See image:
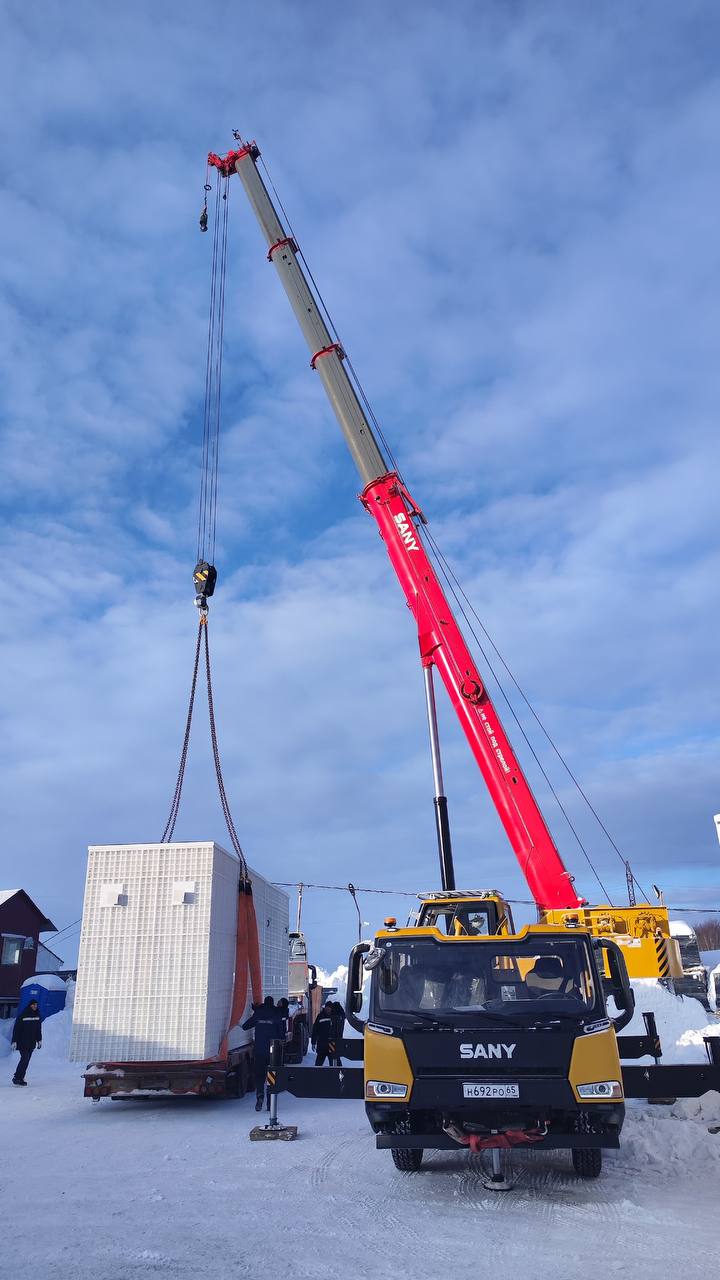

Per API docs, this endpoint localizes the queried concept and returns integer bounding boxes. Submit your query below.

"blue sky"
[1,1,719,969]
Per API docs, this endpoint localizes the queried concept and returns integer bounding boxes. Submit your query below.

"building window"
[1,936,23,966]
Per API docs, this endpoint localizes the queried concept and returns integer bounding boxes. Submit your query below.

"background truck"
[285,884,338,1063]
[670,919,711,1010]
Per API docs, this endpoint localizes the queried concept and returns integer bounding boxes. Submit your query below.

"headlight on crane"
[576,1080,623,1099]
[365,1080,409,1100]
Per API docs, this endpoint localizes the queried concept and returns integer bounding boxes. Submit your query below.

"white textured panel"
[71,843,289,1063]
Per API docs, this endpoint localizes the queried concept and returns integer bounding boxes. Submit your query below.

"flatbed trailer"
[82,1009,315,1100]
[83,1043,256,1100]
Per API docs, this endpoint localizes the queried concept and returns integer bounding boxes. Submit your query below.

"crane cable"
[160,168,248,883]
[197,166,231,570]
[418,523,652,905]
[258,147,644,909]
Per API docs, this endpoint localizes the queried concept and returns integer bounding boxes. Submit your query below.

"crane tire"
[391,1145,423,1172]
[572,1147,602,1178]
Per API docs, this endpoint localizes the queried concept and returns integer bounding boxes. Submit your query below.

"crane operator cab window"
[289,936,307,960]
[375,938,596,1021]
[419,904,493,937]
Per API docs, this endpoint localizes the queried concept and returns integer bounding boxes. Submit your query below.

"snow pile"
[316,963,349,1004]
[625,979,719,1063]
[22,972,68,992]
[40,1004,73,1060]
[0,1017,12,1058]
[623,1092,720,1170]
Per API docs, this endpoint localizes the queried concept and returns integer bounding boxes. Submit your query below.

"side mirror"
[308,963,317,990]
[345,941,370,1034]
[594,937,634,1032]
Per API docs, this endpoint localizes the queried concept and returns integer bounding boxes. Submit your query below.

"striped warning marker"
[654,934,670,978]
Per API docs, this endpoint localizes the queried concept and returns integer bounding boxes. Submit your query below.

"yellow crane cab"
[412,890,515,938]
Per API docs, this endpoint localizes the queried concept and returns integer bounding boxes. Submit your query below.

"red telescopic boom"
[211,141,584,913]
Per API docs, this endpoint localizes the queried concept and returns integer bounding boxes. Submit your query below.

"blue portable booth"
[18,973,67,1019]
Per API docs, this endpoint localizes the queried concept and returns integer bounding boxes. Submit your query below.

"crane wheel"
[391,1146,423,1172]
[571,1147,602,1178]
[389,1116,423,1171]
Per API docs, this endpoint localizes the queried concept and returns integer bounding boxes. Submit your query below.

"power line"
[42,918,82,945]
[271,885,717,916]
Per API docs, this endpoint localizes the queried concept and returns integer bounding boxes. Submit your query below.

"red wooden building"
[0,890,56,1019]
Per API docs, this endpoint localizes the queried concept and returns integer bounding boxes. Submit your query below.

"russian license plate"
[463,1082,519,1099]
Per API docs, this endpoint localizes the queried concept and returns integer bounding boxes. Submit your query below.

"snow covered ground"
[2,985,720,1280]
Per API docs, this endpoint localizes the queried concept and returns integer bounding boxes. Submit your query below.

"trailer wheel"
[238,1059,249,1098]
[227,1058,248,1099]
[572,1147,602,1178]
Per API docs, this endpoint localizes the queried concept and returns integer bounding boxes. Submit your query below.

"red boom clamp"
[207,144,259,177]
[267,236,297,262]
[310,342,344,370]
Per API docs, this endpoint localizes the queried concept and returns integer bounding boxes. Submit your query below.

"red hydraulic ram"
[209,141,583,913]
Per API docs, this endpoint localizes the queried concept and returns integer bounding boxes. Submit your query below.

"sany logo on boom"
[393,512,419,552]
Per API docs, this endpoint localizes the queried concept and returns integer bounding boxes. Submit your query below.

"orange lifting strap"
[220,882,263,1056]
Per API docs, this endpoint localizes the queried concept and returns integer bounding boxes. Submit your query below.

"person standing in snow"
[276,997,290,1037]
[11,999,43,1086]
[242,995,284,1112]
[329,1001,345,1065]
[311,1002,334,1066]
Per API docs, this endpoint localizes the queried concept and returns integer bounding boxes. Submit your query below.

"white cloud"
[1,2,719,970]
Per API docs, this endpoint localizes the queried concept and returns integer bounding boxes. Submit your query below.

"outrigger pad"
[249,1124,298,1142]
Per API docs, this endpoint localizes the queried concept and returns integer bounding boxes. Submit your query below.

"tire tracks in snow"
[451,1149,630,1223]
[307,1131,419,1246]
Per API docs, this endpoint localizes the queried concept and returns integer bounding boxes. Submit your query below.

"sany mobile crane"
[208,137,680,985]
[204,135,720,1185]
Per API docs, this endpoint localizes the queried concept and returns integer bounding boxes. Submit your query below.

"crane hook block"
[193,560,217,610]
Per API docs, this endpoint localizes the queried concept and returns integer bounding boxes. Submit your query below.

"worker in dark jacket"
[311,1002,334,1066]
[329,1001,346,1066]
[11,999,43,1086]
[242,995,284,1111]
[276,997,290,1038]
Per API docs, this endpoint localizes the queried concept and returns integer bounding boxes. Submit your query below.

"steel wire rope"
[197,171,223,563]
[258,156,403,477]
[202,619,249,881]
[161,620,204,843]
[197,172,230,565]
[419,522,651,904]
[208,177,231,563]
[417,521,612,902]
[162,174,245,863]
[257,149,656,908]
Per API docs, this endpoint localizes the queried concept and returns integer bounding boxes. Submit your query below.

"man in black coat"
[329,1001,346,1066]
[311,1002,334,1067]
[242,995,285,1111]
[11,999,43,1086]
